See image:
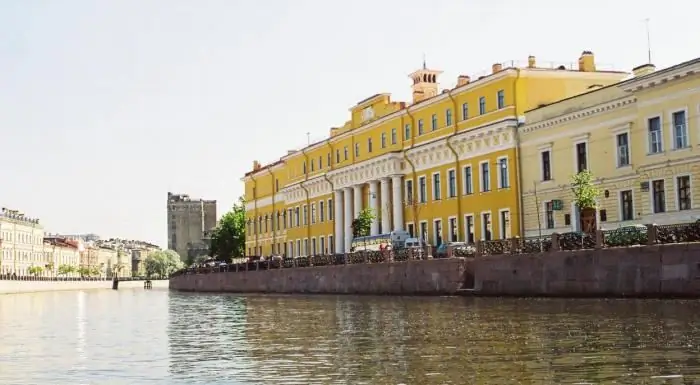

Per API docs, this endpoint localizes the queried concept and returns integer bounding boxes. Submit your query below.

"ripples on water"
[1,289,700,384]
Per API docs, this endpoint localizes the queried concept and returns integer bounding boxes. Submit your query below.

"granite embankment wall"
[473,243,700,297]
[169,258,468,295]
[0,279,169,295]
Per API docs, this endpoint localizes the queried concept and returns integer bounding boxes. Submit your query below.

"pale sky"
[0,0,695,247]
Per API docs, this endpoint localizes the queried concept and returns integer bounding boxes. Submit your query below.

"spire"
[422,53,427,70]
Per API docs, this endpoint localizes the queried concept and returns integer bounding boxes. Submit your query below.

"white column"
[353,184,363,219]
[380,178,391,233]
[333,190,344,254]
[369,180,379,235]
[391,175,404,231]
[343,187,353,252]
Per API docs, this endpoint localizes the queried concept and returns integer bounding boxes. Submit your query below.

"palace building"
[243,51,628,257]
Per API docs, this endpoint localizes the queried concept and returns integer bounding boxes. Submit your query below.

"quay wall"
[0,279,168,295]
[169,258,468,295]
[473,243,700,297]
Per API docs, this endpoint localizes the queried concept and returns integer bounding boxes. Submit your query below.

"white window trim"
[497,89,505,109]
[419,220,429,243]
[296,239,301,257]
[311,203,316,224]
[480,210,492,241]
[311,237,317,255]
[617,189,634,222]
[479,96,486,115]
[668,107,690,150]
[405,179,414,204]
[463,213,475,244]
[319,200,325,222]
[537,143,553,183]
[674,173,693,211]
[498,208,511,239]
[478,160,490,192]
[496,156,509,189]
[381,132,387,148]
[446,168,457,198]
[431,171,442,201]
[391,128,397,145]
[302,204,308,225]
[611,125,632,169]
[295,206,300,227]
[432,218,443,246]
[646,113,664,155]
[319,236,325,254]
[303,238,309,256]
[447,215,458,242]
[543,201,555,229]
[328,234,334,254]
[418,175,427,203]
[327,198,333,220]
[405,221,415,237]
[572,133,590,174]
[461,102,469,121]
[648,178,667,214]
[462,164,473,195]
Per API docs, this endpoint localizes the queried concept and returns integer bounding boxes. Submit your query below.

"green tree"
[351,208,376,238]
[28,265,43,277]
[571,170,600,209]
[209,196,246,261]
[144,249,184,278]
[58,264,76,276]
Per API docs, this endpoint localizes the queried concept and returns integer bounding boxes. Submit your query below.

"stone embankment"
[0,279,169,295]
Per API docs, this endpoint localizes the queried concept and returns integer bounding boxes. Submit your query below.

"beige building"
[0,208,47,276]
[42,237,81,277]
[167,192,216,261]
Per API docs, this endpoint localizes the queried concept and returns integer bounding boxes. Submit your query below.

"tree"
[58,264,76,276]
[28,265,43,277]
[209,196,246,261]
[571,169,600,209]
[78,266,91,277]
[351,208,376,238]
[144,249,184,278]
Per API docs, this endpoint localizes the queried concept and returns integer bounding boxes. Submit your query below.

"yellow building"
[243,51,628,256]
[519,57,700,236]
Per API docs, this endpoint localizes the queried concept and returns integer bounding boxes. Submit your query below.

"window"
[275,179,279,192]
[319,201,325,222]
[327,153,331,168]
[303,239,308,256]
[406,179,414,204]
[479,97,486,115]
[620,190,634,221]
[497,90,505,109]
[381,133,386,148]
[355,143,360,157]
[328,199,334,220]
[648,116,663,154]
[391,128,397,145]
[481,212,492,241]
[652,179,665,213]
[311,238,317,255]
[677,175,691,211]
[465,215,475,244]
[404,123,411,141]
[319,155,323,169]
[296,239,301,257]
[320,237,326,255]
[672,110,688,149]
[434,219,443,246]
[344,146,348,160]
[407,223,415,238]
[418,176,427,203]
[432,173,441,200]
[448,217,458,242]
[303,162,307,174]
[461,103,469,120]
[448,169,457,197]
[294,207,300,226]
[431,114,438,130]
[329,235,334,254]
[446,109,452,126]
[463,166,473,194]
[303,205,308,225]
[420,222,428,243]
[418,119,424,135]
[616,132,630,167]
[499,210,511,239]
[541,150,552,181]
[336,149,340,163]
[545,202,554,229]
[311,159,315,172]
[480,162,490,192]
[287,209,292,228]
[576,142,588,172]
[311,203,316,224]
[498,157,509,188]
[367,138,373,153]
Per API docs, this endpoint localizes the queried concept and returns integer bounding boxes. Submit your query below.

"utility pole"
[644,18,652,64]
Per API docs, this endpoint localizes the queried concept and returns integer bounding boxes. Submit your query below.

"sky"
[0,0,696,247]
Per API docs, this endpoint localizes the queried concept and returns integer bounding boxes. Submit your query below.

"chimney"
[492,63,503,74]
[528,55,536,68]
[252,160,261,171]
[578,51,596,72]
[457,75,470,86]
[632,63,656,77]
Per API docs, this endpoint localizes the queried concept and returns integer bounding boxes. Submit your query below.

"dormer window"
[362,106,374,122]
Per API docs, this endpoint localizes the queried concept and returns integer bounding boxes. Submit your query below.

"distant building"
[167,192,216,260]
[60,233,101,242]
[0,208,46,276]
[43,236,81,277]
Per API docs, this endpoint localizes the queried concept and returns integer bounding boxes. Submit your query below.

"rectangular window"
[319,156,322,169]
[320,237,326,254]
[311,238,317,255]
[497,90,505,109]
[673,110,688,149]
[328,199,334,220]
[327,153,330,168]
[616,132,630,167]
[294,207,300,227]
[448,169,456,197]
[336,149,340,163]
[407,223,415,238]
[367,138,373,153]
[418,119,424,135]
[465,215,475,244]
[303,205,308,225]
[448,217,458,242]
[480,162,490,192]
[545,202,554,229]
[499,210,511,239]
[391,128,397,144]
[446,109,452,126]
[479,97,486,115]
[381,133,386,148]
[303,239,308,256]
[677,175,691,211]
[319,201,325,222]
[329,235,334,254]
[541,151,552,181]
[463,166,473,194]
[419,176,427,203]
[406,179,414,204]
[652,179,666,213]
[296,239,301,257]
[432,173,441,200]
[420,222,428,243]
[498,158,509,188]
[311,203,317,224]
[462,103,469,120]
[431,114,438,131]
[404,124,411,141]
[288,209,293,228]
[344,146,348,160]
[275,179,279,192]
[648,116,663,154]
[355,142,360,157]
[576,142,588,172]
[620,190,634,221]
[434,220,443,246]
[482,213,492,241]
[303,162,307,174]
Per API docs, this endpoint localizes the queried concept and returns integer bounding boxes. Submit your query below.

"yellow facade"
[243,51,628,257]
[519,58,700,236]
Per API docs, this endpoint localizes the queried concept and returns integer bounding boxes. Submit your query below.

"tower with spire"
[408,56,443,104]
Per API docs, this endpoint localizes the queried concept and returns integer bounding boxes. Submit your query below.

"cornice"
[619,59,700,92]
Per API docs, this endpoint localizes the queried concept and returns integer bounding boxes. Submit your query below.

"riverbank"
[0,279,169,295]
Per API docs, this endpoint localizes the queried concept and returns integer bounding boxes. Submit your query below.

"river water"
[1,289,699,384]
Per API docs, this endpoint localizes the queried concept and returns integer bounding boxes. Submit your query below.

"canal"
[1,289,699,384]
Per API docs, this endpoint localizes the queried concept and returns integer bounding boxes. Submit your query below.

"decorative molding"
[519,115,636,148]
[537,142,553,151]
[609,122,632,134]
[571,132,590,142]
[637,86,700,108]
[620,60,700,92]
